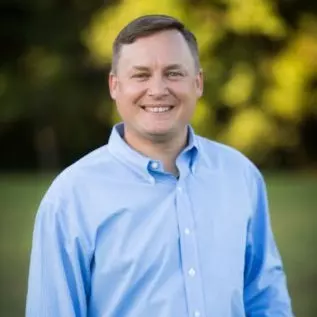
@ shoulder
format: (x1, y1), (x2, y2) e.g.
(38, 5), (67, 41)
(39, 145), (115, 209)
(197, 136), (257, 171)
(32, 147), (114, 248)
(196, 136), (267, 214)
(196, 135), (264, 188)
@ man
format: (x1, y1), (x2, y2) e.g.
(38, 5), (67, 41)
(26, 14), (293, 316)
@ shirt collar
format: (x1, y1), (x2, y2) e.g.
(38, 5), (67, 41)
(107, 122), (201, 182)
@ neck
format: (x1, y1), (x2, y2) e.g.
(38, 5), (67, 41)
(123, 126), (188, 176)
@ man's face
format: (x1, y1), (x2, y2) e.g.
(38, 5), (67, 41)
(109, 29), (203, 143)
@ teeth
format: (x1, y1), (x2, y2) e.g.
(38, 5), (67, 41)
(145, 107), (171, 113)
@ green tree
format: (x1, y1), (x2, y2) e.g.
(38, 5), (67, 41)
(85, 0), (317, 167)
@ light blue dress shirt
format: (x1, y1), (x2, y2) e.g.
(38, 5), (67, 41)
(26, 123), (293, 317)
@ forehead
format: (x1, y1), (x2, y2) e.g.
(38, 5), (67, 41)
(117, 30), (195, 72)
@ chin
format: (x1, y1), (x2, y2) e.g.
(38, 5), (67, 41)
(144, 129), (173, 141)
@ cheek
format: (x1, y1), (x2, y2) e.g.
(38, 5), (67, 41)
(118, 81), (147, 103)
(169, 81), (198, 103)
(115, 83), (145, 118)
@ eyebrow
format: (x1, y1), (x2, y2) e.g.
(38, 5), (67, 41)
(131, 64), (185, 72)
(131, 66), (150, 72)
(164, 64), (184, 70)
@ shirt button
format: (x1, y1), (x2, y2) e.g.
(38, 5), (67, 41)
(194, 311), (201, 317)
(184, 228), (190, 235)
(177, 186), (182, 192)
(188, 268), (196, 277)
(148, 176), (155, 184)
(150, 161), (159, 169)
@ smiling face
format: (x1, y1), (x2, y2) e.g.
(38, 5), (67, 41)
(109, 29), (203, 145)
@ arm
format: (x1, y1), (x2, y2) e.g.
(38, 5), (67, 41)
(26, 197), (90, 317)
(244, 169), (293, 316)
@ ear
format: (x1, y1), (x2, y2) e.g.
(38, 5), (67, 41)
(109, 72), (118, 100)
(195, 69), (204, 98)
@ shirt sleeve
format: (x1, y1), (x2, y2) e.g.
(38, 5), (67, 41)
(243, 168), (294, 316)
(26, 196), (90, 317)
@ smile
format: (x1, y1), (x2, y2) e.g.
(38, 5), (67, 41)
(141, 106), (174, 113)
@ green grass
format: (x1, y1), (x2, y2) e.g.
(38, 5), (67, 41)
(265, 173), (317, 316)
(0, 172), (316, 316)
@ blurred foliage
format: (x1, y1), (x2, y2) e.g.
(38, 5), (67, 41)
(0, 0), (317, 169)
(84, 0), (317, 167)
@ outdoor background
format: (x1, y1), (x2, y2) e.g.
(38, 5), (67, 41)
(0, 0), (316, 316)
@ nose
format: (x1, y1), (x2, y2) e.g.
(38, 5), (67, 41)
(147, 75), (168, 98)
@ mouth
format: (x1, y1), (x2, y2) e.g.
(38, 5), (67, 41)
(141, 105), (175, 113)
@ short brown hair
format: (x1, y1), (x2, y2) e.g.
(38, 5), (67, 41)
(111, 14), (200, 73)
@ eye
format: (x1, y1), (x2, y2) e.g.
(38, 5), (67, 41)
(166, 71), (183, 78)
(132, 73), (150, 80)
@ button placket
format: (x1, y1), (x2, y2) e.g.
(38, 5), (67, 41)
(150, 161), (159, 170)
(188, 268), (196, 277)
(175, 182), (205, 317)
(194, 310), (201, 317)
